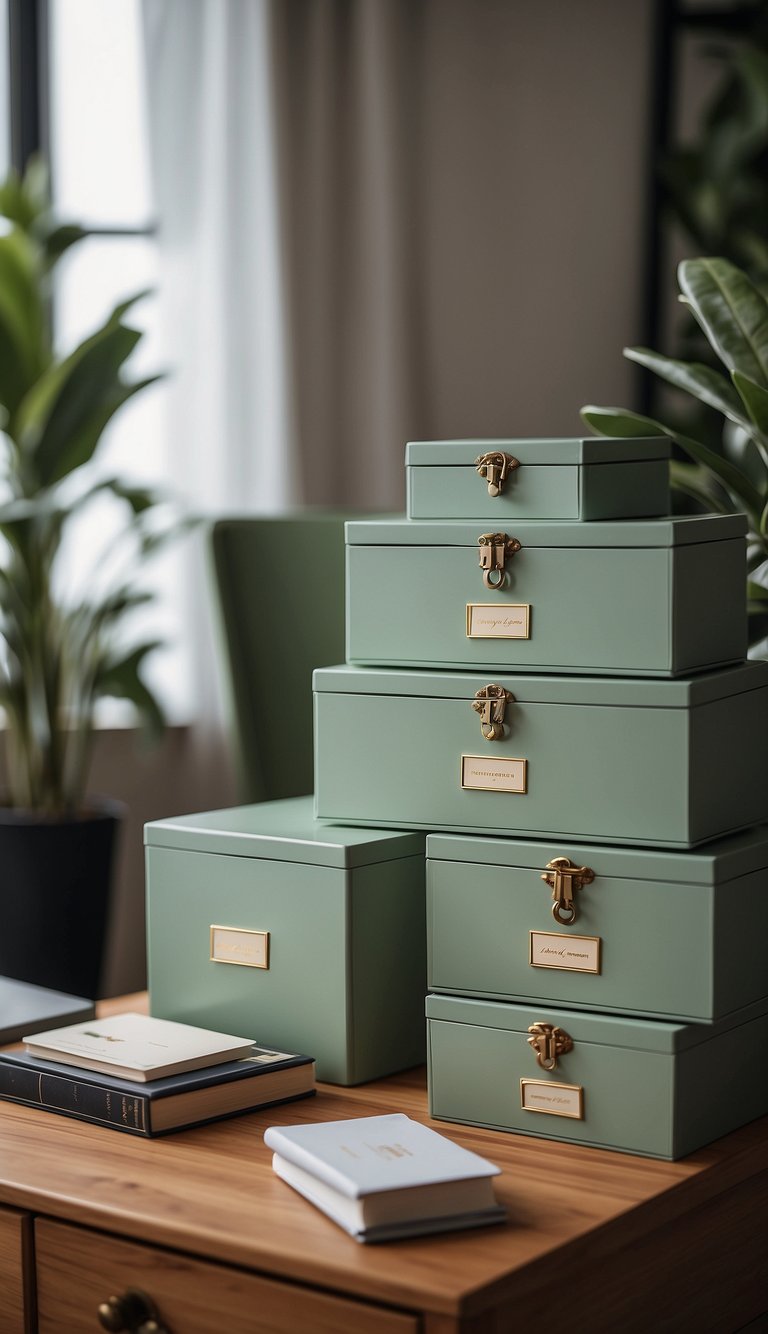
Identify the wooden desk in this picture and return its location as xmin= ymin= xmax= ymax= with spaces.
xmin=0 ymin=995 xmax=766 ymax=1333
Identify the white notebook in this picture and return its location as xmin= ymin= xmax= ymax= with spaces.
xmin=24 ymin=1012 xmax=255 ymax=1081
xmin=265 ymin=1113 xmax=505 ymax=1242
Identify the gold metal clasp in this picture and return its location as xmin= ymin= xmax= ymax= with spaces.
xmin=475 ymin=450 xmax=519 ymax=497
xmin=541 ymin=857 xmax=595 ymax=926
xmin=471 ymin=684 xmax=514 ymax=741
xmin=477 ymin=532 xmax=522 ymax=590
xmin=527 ymin=1022 xmax=574 ymax=1072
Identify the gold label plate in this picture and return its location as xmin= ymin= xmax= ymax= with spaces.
xmin=529 ymin=930 xmax=601 ymax=974
xmin=210 ymin=925 xmax=270 ymax=969
xmin=466 ymin=603 xmax=530 ymax=639
xmin=461 ymin=755 xmax=527 ymax=793
xmin=521 ymin=1079 xmax=583 ymax=1119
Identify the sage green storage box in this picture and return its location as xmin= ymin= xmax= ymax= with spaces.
xmin=346 ymin=515 xmax=746 ymax=677
xmin=406 ymin=438 xmax=671 ymax=521
xmin=313 ymin=663 xmax=768 ymax=848
xmin=145 ymin=797 xmax=426 ymax=1085
xmin=426 ymin=993 xmax=768 ymax=1159
xmin=427 ymin=829 xmax=768 ymax=1023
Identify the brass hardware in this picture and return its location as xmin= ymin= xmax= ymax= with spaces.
xmin=97 ymin=1289 xmax=168 ymax=1334
xmin=541 ymin=856 xmax=595 ymax=925
xmin=475 ymin=450 xmax=519 ymax=497
xmin=471 ymin=684 xmax=514 ymax=741
xmin=477 ymin=532 xmax=522 ymax=589
xmin=527 ymin=1021 xmax=574 ymax=1072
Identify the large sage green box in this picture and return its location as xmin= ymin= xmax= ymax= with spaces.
xmin=313 ymin=663 xmax=768 ymax=848
xmin=346 ymin=515 xmax=746 ymax=677
xmin=427 ymin=829 xmax=768 ymax=1024
xmin=145 ymin=797 xmax=426 ymax=1085
xmin=426 ymin=993 xmax=768 ymax=1159
xmin=406 ymin=438 xmax=670 ymax=521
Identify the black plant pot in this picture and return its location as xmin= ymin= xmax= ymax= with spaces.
xmin=0 ymin=799 xmax=122 ymax=999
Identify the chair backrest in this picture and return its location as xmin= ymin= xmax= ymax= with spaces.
xmin=210 ymin=513 xmax=355 ymax=803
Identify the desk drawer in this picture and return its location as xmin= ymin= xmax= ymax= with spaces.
xmin=36 ymin=1219 xmax=418 ymax=1334
xmin=0 ymin=1205 xmax=32 ymax=1334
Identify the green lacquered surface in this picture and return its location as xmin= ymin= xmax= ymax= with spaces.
xmin=405 ymin=438 xmax=670 ymax=521
xmin=427 ymin=828 xmax=768 ymax=1022
xmin=145 ymin=799 xmax=426 ymax=1084
xmin=313 ymin=665 xmax=768 ymax=848
xmin=144 ymin=795 xmax=423 ymax=868
xmin=346 ymin=518 xmax=746 ymax=676
xmin=426 ymin=994 xmax=768 ymax=1158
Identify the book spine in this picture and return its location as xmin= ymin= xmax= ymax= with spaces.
xmin=0 ymin=1065 xmax=150 ymax=1135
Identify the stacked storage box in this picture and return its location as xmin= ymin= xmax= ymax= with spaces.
xmin=315 ymin=438 xmax=768 ymax=1158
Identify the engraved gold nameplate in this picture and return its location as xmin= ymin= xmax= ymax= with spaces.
xmin=210 ymin=925 xmax=270 ymax=969
xmin=466 ymin=603 xmax=530 ymax=639
xmin=461 ymin=755 xmax=527 ymax=793
xmin=520 ymin=1079 xmax=584 ymax=1119
xmin=529 ymin=930 xmax=601 ymax=974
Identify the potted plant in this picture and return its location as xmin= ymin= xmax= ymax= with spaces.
xmin=0 ymin=162 xmax=179 ymax=998
xmin=582 ymin=255 xmax=768 ymax=655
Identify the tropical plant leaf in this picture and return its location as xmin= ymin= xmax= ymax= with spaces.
xmin=624 ymin=347 xmax=747 ymax=424
xmin=41 ymin=223 xmax=87 ymax=265
xmin=732 ymin=369 xmax=768 ymax=437
xmin=581 ymin=403 xmax=764 ymax=516
xmin=678 ymin=257 xmax=768 ymax=385
xmin=94 ymin=642 xmax=165 ymax=740
xmin=669 ymin=459 xmax=733 ymax=514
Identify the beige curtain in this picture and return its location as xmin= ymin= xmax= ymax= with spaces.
xmin=270 ymin=0 xmax=655 ymax=511
xmin=270 ymin=0 xmax=427 ymax=509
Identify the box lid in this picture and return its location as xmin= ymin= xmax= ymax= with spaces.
xmin=426 ymin=826 xmax=768 ymax=886
xmin=313 ymin=662 xmax=768 ymax=708
xmin=425 ymin=993 xmax=768 ymax=1053
xmin=144 ymin=796 xmax=423 ymax=868
xmin=346 ymin=515 xmax=746 ymax=548
xmin=405 ymin=438 xmax=671 ymax=466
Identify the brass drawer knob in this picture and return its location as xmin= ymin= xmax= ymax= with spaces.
xmin=527 ymin=1022 xmax=574 ymax=1071
xmin=475 ymin=450 xmax=519 ymax=497
xmin=97 ymin=1288 xmax=169 ymax=1333
xmin=541 ymin=857 xmax=595 ymax=925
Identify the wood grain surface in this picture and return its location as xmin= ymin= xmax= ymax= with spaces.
xmin=0 ymin=993 xmax=766 ymax=1332
xmin=35 ymin=1218 xmax=418 ymax=1334
xmin=0 ymin=1205 xmax=32 ymax=1334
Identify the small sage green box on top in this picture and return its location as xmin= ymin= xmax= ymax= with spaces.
xmin=145 ymin=797 xmax=426 ymax=1085
xmin=346 ymin=515 xmax=747 ymax=677
xmin=426 ymin=993 xmax=768 ymax=1159
xmin=405 ymin=437 xmax=670 ymax=521
xmin=427 ymin=828 xmax=768 ymax=1024
xmin=313 ymin=662 xmax=768 ymax=848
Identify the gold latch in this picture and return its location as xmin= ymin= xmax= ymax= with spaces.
xmin=477 ymin=532 xmax=522 ymax=589
xmin=527 ymin=1022 xmax=574 ymax=1071
xmin=475 ymin=450 xmax=519 ymax=497
xmin=541 ymin=857 xmax=595 ymax=926
xmin=471 ymin=684 xmax=514 ymax=741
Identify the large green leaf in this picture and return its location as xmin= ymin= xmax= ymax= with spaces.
xmin=678 ymin=257 xmax=768 ymax=385
xmin=624 ymin=347 xmax=748 ymax=425
xmin=581 ymin=403 xmax=764 ymax=517
xmin=15 ymin=290 xmax=152 ymax=453
xmin=29 ymin=326 xmax=143 ymax=485
xmin=94 ymin=641 xmax=165 ymax=739
xmin=669 ymin=459 xmax=733 ymax=514
xmin=732 ymin=370 xmax=768 ymax=438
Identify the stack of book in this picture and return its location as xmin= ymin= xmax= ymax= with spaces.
xmin=0 ymin=1012 xmax=315 ymax=1136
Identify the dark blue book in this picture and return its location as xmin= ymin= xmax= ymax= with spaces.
xmin=0 ymin=1045 xmax=315 ymax=1136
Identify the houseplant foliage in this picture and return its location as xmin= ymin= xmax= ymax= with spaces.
xmin=0 ymin=160 xmax=174 ymax=815
xmin=0 ymin=161 xmax=181 ymax=996
xmin=582 ymin=256 xmax=768 ymax=654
